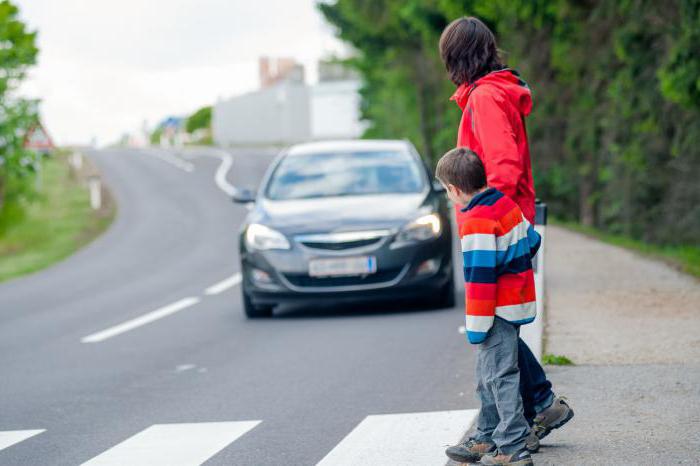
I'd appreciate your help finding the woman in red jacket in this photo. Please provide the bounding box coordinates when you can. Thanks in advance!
[439,16,574,465]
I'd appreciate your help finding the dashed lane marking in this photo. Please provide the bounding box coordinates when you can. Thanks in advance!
[145,149,194,172]
[81,297,200,343]
[204,273,242,296]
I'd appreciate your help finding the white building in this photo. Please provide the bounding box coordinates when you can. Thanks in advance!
[213,60,365,146]
[213,81,311,146]
[310,79,366,140]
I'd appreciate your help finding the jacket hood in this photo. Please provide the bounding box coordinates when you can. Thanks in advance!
[450,69,532,115]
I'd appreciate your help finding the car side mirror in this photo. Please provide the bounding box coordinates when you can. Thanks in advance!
[232,188,256,204]
[432,180,446,192]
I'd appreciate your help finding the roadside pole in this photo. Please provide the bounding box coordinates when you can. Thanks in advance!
[88,175,102,210]
[70,151,83,171]
[519,202,547,361]
[72,151,102,211]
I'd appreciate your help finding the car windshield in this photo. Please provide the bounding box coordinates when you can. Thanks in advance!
[265,150,426,200]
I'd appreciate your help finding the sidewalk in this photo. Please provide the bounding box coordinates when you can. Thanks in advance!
[537,226,700,465]
[446,226,699,465]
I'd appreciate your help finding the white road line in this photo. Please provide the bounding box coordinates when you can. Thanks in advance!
[204,273,242,295]
[81,421,260,466]
[0,429,45,452]
[212,150,236,196]
[146,149,194,172]
[179,148,236,196]
[316,409,478,466]
[81,297,200,343]
[458,325,466,334]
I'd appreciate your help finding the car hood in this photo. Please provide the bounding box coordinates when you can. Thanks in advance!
[256,192,430,235]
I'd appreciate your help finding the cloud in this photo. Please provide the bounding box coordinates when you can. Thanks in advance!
[15,0,346,145]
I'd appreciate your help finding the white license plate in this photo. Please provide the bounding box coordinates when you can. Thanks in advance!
[308,256,377,277]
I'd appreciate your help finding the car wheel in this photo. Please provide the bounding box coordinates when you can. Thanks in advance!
[242,284,273,318]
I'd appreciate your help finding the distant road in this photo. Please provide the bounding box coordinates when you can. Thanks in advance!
[0,147,475,465]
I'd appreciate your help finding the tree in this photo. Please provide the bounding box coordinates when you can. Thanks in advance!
[319,0,457,164]
[0,0,39,211]
[186,106,212,134]
[319,0,700,245]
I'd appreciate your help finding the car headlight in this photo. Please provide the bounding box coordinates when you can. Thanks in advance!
[395,213,442,243]
[245,224,290,250]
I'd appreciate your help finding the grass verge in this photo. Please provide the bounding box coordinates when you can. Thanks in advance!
[0,152,115,283]
[542,353,574,366]
[554,220,700,279]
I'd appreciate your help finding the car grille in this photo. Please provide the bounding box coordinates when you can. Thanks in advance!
[299,237,382,250]
[283,267,403,288]
[295,230,392,251]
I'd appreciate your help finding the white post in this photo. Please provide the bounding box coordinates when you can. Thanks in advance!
[88,176,101,210]
[519,202,547,362]
[70,151,83,170]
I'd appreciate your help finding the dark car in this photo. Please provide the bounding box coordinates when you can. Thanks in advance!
[233,140,455,318]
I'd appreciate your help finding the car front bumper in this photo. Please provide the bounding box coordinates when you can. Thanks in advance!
[241,237,453,307]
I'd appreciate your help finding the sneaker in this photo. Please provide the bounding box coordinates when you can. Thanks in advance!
[479,448,533,465]
[525,430,539,453]
[445,438,496,463]
[533,396,574,440]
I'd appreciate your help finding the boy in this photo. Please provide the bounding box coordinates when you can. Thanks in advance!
[436,148,540,466]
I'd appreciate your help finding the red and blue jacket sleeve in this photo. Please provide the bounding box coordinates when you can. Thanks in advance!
[526,222,541,259]
[469,91,523,203]
[461,219,498,344]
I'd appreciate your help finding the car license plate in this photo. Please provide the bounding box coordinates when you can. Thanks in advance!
[309,256,377,277]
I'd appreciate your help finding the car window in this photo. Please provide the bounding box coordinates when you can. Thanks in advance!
[265,150,426,200]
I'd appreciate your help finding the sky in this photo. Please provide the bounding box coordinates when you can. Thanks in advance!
[15,0,347,146]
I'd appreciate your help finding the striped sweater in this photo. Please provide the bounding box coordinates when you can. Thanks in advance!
[457,188,541,344]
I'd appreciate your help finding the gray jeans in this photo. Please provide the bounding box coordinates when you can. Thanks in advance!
[473,317,531,453]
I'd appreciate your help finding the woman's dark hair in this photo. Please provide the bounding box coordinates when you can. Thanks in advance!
[435,147,487,194]
[439,16,504,86]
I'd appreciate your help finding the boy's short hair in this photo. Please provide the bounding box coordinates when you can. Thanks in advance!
[439,16,504,86]
[435,148,487,194]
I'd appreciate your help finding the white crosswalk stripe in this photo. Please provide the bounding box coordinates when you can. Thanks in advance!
[80,421,261,466]
[0,429,45,452]
[3,410,478,465]
[317,409,478,466]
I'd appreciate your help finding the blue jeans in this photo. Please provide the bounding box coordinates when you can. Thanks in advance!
[518,337,554,425]
[473,318,530,453]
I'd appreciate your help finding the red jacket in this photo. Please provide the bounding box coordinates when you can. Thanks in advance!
[451,69,536,224]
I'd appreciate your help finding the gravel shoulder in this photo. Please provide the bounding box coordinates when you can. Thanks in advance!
[537,226,700,465]
[545,226,700,365]
[538,364,700,465]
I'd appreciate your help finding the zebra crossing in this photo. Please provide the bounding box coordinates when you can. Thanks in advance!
[0,430,45,452]
[0,409,477,465]
[82,421,261,466]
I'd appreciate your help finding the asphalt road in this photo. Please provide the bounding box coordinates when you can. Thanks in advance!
[0,147,476,465]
